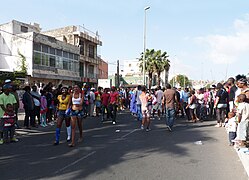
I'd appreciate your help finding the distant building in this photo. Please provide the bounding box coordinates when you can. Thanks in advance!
[98,59,108,79]
[121,60,141,77]
[43,25,103,86]
[0,20,80,85]
[120,59,169,87]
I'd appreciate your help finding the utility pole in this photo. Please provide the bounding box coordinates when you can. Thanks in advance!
[184,75,186,89]
[117,60,120,87]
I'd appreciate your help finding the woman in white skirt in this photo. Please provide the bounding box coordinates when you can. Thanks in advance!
[236,94,249,147]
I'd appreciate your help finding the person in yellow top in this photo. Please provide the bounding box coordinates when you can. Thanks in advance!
[54,87,71,145]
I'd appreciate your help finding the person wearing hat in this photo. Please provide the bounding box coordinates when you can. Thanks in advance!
[0,84,17,144]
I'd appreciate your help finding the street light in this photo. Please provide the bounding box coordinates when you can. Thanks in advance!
[143,6,150,86]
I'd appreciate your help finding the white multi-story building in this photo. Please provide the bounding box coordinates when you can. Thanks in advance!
[121,59,142,77]
[0,20,107,87]
[120,59,169,86]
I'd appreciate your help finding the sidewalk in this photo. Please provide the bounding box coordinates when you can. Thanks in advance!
[236,147,249,177]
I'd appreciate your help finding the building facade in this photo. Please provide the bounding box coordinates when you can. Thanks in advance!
[43,26,102,86]
[98,59,108,79]
[120,59,169,87]
[0,20,80,85]
[0,20,107,86]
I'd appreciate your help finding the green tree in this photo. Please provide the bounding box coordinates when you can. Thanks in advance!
[139,49,170,89]
[139,49,156,89]
[153,50,170,86]
[170,74,191,88]
[17,50,28,74]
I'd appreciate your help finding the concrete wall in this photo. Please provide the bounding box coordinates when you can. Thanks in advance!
[0,22,33,75]
[0,22,14,72]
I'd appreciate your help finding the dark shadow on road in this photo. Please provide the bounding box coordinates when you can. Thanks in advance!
[0,111,218,179]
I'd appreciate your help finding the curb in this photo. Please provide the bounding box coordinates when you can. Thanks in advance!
[236,148,249,177]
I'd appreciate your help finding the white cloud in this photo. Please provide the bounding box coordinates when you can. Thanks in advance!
[196,14,249,65]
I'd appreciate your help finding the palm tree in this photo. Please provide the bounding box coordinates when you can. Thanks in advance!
[139,49,156,89]
[139,49,170,89]
[153,50,170,86]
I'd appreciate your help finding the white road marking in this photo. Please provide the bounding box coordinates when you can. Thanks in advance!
[54,151,96,174]
[121,129,139,138]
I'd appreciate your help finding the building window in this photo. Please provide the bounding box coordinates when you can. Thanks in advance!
[88,65,94,74]
[50,47,55,55]
[79,62,84,77]
[63,51,69,58]
[49,56,56,67]
[33,43,41,51]
[63,61,68,70]
[89,45,94,58]
[56,57,63,69]
[56,49,62,56]
[41,44,49,53]
[21,25,28,33]
[74,54,79,60]
[79,39,84,55]
[41,54,49,66]
[34,52,41,65]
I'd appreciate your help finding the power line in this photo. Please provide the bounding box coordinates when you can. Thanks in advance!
[0,28,34,42]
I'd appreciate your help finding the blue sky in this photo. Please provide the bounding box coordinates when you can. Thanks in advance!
[1,0,249,81]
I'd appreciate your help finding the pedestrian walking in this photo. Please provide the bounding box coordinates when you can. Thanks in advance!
[155,86,164,120]
[135,85,142,121]
[68,84,84,147]
[101,88,110,122]
[89,88,95,117]
[186,90,198,123]
[54,87,71,145]
[109,86,119,125]
[40,90,48,127]
[139,86,151,131]
[163,84,178,131]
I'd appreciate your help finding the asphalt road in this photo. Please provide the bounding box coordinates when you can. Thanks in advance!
[0,111,248,180]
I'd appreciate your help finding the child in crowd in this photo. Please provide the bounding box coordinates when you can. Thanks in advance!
[1,104,18,143]
[234,94,249,147]
[40,90,48,127]
[225,112,237,146]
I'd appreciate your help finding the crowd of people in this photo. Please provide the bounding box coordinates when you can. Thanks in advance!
[0,74,248,149]
[128,74,249,148]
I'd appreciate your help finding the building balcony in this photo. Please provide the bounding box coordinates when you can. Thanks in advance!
[80,55,100,65]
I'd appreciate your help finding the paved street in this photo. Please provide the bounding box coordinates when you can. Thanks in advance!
[0,111,248,180]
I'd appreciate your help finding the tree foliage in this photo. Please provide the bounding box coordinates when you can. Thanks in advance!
[170,74,191,88]
[139,49,170,89]
[17,50,28,74]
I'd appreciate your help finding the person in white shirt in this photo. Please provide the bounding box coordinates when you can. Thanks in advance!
[235,94,249,147]
[89,88,96,117]
[225,112,237,146]
[31,85,41,126]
